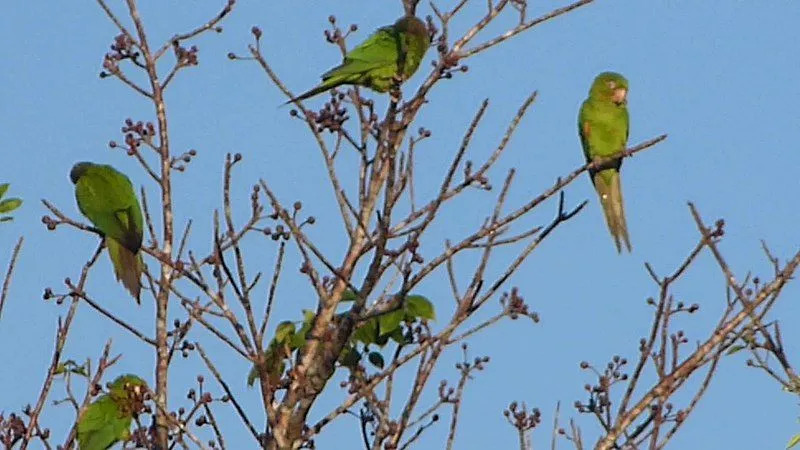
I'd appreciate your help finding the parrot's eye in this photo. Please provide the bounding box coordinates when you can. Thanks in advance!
[606,81,616,89]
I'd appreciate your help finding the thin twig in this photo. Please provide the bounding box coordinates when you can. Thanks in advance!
[68,288,156,346]
[0,236,23,321]
[195,342,261,443]
[260,241,286,341]
[462,0,596,58]
[62,340,120,449]
[21,244,104,449]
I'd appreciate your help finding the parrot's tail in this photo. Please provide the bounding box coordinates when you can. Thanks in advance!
[593,169,632,253]
[107,238,143,303]
[284,85,329,105]
[284,76,344,105]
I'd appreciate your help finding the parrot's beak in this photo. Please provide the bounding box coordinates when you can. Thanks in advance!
[612,88,627,105]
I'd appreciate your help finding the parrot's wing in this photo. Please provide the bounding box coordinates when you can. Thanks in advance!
[577,100,593,163]
[323,27,398,79]
[623,106,630,145]
[76,168,143,252]
[113,206,143,252]
[78,397,119,450]
[78,398,110,434]
[578,100,628,164]
[79,395,134,450]
[103,170,143,251]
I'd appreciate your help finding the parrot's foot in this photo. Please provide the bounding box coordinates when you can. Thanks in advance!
[593,154,623,172]
[389,73,404,104]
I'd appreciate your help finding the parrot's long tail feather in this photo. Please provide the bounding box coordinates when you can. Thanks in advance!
[107,238,143,303]
[284,76,343,105]
[284,85,328,105]
[594,170,632,253]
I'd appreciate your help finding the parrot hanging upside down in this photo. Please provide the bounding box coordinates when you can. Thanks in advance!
[77,374,147,450]
[286,14,430,104]
[70,162,144,301]
[578,72,632,253]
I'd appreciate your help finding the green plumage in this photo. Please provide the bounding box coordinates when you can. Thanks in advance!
[288,15,430,103]
[71,162,144,301]
[578,72,632,253]
[77,374,146,450]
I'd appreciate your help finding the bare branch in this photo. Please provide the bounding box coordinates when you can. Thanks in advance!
[195,342,260,444]
[20,244,105,449]
[0,236,23,322]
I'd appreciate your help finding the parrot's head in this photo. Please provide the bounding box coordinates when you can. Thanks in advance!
[70,162,94,184]
[108,374,147,399]
[395,15,430,42]
[108,374,148,414]
[589,72,629,106]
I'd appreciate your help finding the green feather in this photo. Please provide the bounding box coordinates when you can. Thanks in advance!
[71,162,144,301]
[77,375,146,450]
[578,72,632,253]
[288,15,430,103]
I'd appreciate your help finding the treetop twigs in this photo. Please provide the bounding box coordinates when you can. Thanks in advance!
[461,0,596,58]
[154,0,236,60]
[597,204,800,450]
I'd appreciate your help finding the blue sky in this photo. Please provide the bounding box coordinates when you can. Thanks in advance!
[2,1,799,448]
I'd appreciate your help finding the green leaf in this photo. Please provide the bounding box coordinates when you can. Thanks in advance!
[405,295,435,320]
[0,198,22,214]
[726,345,746,356]
[352,318,378,345]
[0,184,8,198]
[339,346,361,368]
[379,309,404,337]
[341,289,359,302]
[787,433,800,449]
[247,347,286,387]
[367,351,385,369]
[389,326,408,345]
[54,360,89,377]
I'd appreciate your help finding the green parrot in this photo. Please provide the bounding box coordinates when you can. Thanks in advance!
[77,374,147,450]
[578,72,632,253]
[70,162,144,301]
[287,15,430,103]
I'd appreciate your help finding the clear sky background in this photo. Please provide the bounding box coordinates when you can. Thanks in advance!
[2,1,799,449]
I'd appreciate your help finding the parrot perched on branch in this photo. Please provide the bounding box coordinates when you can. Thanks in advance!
[578,72,632,253]
[70,162,144,301]
[77,374,147,450]
[287,15,430,103]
